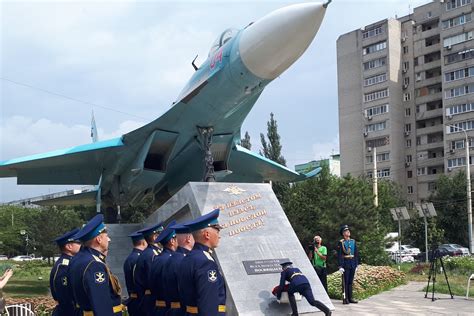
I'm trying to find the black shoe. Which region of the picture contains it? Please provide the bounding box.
[325,311,332,316]
[343,299,349,304]
[349,299,358,304]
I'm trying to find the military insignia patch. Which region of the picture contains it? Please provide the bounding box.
[62,276,68,286]
[95,272,106,284]
[207,270,218,283]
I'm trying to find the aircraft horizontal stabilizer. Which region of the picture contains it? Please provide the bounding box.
[225,145,321,183]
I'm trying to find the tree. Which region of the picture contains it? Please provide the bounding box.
[429,171,468,246]
[240,131,252,150]
[260,112,289,202]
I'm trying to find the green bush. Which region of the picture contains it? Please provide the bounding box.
[443,256,474,274]
[327,264,406,300]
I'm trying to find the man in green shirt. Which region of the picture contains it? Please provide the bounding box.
[309,235,327,293]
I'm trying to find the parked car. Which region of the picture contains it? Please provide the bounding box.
[438,244,463,257]
[11,255,33,262]
[444,243,470,256]
[0,255,8,261]
[400,244,421,256]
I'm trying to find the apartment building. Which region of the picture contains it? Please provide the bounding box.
[337,0,474,207]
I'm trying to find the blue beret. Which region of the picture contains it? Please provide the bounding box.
[128,231,145,242]
[171,223,192,234]
[138,222,164,237]
[340,224,350,235]
[184,209,221,232]
[54,228,80,246]
[155,220,177,245]
[75,214,107,242]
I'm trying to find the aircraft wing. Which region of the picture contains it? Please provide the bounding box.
[0,138,124,185]
[224,145,321,183]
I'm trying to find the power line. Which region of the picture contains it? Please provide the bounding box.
[1,77,149,121]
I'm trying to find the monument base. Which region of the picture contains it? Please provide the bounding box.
[147,182,334,315]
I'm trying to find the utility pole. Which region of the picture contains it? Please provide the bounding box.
[370,147,378,207]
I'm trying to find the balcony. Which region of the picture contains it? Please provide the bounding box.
[417,140,444,151]
[416,173,443,183]
[416,156,445,168]
[416,124,444,136]
[416,92,442,105]
[415,108,444,120]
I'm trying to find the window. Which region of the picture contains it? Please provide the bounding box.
[416,136,421,145]
[363,25,384,39]
[447,102,474,115]
[445,83,474,99]
[364,57,386,70]
[403,61,409,71]
[378,168,390,178]
[363,41,387,55]
[366,152,390,163]
[428,182,437,191]
[365,121,387,132]
[364,73,387,86]
[407,170,413,178]
[364,89,389,102]
[450,138,473,149]
[403,46,409,54]
[445,48,474,64]
[446,0,471,11]
[408,202,414,209]
[365,104,388,117]
[404,77,410,86]
[406,139,412,148]
[416,72,422,81]
[444,66,474,82]
[405,108,411,116]
[408,186,414,194]
[447,120,474,133]
[406,155,412,163]
[443,31,473,47]
[366,137,390,148]
[417,167,427,175]
[442,13,472,29]
[448,157,467,168]
[404,92,411,101]
[405,124,411,132]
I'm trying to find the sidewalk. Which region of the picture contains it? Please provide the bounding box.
[327,281,474,315]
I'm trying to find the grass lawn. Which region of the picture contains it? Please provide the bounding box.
[393,258,473,297]
[1,261,51,297]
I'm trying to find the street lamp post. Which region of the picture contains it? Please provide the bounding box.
[448,125,473,254]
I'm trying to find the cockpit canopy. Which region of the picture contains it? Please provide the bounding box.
[208,28,238,57]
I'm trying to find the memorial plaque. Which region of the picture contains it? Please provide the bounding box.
[242,258,290,275]
[146,182,334,315]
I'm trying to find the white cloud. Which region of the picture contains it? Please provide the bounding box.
[312,135,340,160]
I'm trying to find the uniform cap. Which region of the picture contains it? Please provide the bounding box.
[171,223,192,234]
[184,209,222,232]
[280,261,293,267]
[128,230,145,242]
[340,224,350,236]
[53,228,80,246]
[137,222,164,237]
[155,220,177,244]
[74,214,107,242]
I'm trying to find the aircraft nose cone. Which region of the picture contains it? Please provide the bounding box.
[239,2,327,80]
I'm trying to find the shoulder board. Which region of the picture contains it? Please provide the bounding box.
[153,249,159,256]
[61,258,70,266]
[92,255,105,264]
[203,251,214,262]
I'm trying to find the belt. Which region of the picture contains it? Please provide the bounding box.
[130,293,138,299]
[344,255,354,258]
[290,272,303,280]
[170,301,181,309]
[145,289,151,295]
[83,304,123,316]
[155,300,166,307]
[186,305,226,314]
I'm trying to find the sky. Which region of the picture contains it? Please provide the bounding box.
[0,0,431,202]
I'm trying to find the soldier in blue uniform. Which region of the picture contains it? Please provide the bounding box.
[275,261,331,316]
[123,230,147,316]
[134,222,163,316]
[163,223,195,316]
[336,224,359,304]
[50,228,81,316]
[178,209,226,316]
[149,221,177,316]
[69,214,123,316]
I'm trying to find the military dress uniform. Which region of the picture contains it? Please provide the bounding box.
[178,209,226,316]
[149,221,176,316]
[69,215,123,316]
[50,228,80,316]
[275,262,330,316]
[337,224,359,304]
[123,231,145,316]
[134,223,163,316]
